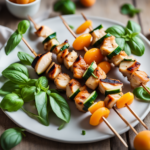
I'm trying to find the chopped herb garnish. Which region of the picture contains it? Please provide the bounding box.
[69,25,74,30]
[82,130,86,135]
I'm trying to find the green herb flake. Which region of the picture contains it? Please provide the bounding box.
[82,130,86,135]
[69,25,74,30]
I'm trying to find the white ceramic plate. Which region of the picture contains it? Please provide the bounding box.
[0,15,150,144]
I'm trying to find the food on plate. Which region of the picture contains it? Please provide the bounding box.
[84,48,104,65]
[134,131,150,150]
[76,20,92,34]
[73,33,92,50]
[98,61,111,74]
[80,0,96,7]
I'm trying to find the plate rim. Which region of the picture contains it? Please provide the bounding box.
[0,15,150,143]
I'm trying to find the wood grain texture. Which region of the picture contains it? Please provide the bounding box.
[0,0,149,150]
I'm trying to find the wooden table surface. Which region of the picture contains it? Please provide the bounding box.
[0,0,150,150]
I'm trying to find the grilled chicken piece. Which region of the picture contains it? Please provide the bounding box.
[32,52,52,75]
[74,90,90,112]
[91,28,106,45]
[72,56,88,79]
[57,49,69,64]
[104,92,123,109]
[110,51,128,66]
[119,60,140,79]
[100,36,118,56]
[44,39,59,52]
[53,40,69,54]
[66,79,81,99]
[64,50,78,69]
[35,26,53,38]
[85,66,106,90]
[54,73,70,90]
[46,62,61,80]
[130,70,150,89]
[99,78,123,95]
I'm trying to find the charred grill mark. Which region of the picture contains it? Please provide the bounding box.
[147,76,150,78]
[78,102,83,105]
[74,55,82,63]
[37,26,43,32]
[64,39,68,43]
[48,64,56,74]
[127,61,141,72]
[100,78,122,85]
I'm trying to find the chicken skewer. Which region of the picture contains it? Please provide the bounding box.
[81,13,150,95]
[21,37,128,147]
[59,15,148,130]
[28,15,141,134]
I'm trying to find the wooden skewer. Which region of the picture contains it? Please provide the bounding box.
[113,106,138,135]
[141,83,150,95]
[22,37,37,57]
[28,15,39,30]
[102,117,128,147]
[125,104,148,130]
[59,15,88,52]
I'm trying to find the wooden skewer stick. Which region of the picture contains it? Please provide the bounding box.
[125,104,148,130]
[113,106,138,135]
[141,83,150,95]
[102,117,128,147]
[59,15,88,52]
[28,15,39,30]
[22,37,37,57]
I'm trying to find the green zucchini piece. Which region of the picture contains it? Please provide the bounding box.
[105,89,121,97]
[60,43,69,51]
[93,33,111,47]
[42,32,57,44]
[83,62,97,81]
[83,91,98,111]
[107,46,122,60]
[50,45,57,52]
[69,88,80,101]
[123,58,135,62]
[89,24,103,34]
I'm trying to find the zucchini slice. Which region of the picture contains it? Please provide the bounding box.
[60,43,69,51]
[107,46,122,60]
[105,89,121,97]
[93,33,111,47]
[69,88,80,101]
[83,62,97,81]
[83,91,98,111]
[89,24,103,34]
[123,58,135,62]
[42,32,57,44]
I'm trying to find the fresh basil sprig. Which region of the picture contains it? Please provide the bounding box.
[0,93,24,112]
[5,20,30,55]
[121,3,141,17]
[106,20,145,56]
[133,87,150,101]
[54,0,76,14]
[0,127,25,150]
[17,51,34,66]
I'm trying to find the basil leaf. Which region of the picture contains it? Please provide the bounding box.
[17,51,34,66]
[128,36,145,56]
[124,42,131,56]
[35,91,49,126]
[13,89,22,97]
[5,63,29,77]
[106,25,125,38]
[54,0,65,11]
[36,76,49,92]
[18,20,30,35]
[133,87,150,101]
[5,30,22,55]
[61,0,76,14]
[49,93,70,123]
[0,93,24,112]
[0,127,25,150]
[115,38,125,49]
[126,20,141,33]
[21,86,36,102]
[2,70,29,85]
[27,79,37,86]
[1,80,21,93]
[58,122,66,130]
[0,90,10,96]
